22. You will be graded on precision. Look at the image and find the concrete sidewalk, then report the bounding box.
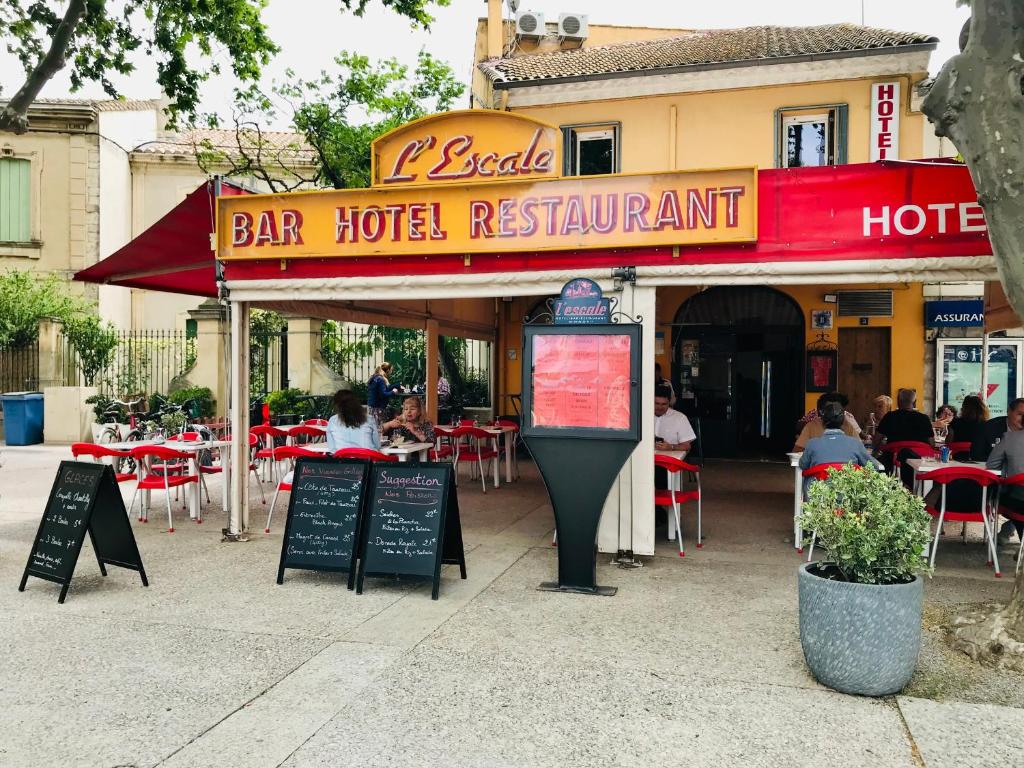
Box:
[1,445,1023,767]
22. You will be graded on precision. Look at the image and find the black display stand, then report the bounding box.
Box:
[522,317,642,596]
[276,457,370,590]
[357,463,466,600]
[19,461,148,603]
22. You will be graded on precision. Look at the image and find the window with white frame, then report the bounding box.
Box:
[563,125,618,176]
[777,106,847,169]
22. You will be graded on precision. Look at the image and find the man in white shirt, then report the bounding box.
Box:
[654,386,695,452]
[654,363,677,408]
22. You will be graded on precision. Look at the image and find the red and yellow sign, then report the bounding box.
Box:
[371,110,562,187]
[217,167,757,261]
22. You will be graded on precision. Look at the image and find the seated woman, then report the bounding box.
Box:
[799,403,873,495]
[382,395,436,445]
[948,395,989,461]
[326,389,380,453]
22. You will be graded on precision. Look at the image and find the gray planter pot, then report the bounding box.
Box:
[798,562,923,696]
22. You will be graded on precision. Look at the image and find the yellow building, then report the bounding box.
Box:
[471,4,953,456]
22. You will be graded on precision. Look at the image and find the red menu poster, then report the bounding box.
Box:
[532,334,632,430]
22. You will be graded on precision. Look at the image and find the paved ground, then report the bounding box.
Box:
[1,444,1023,767]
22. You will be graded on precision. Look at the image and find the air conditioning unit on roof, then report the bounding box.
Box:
[515,10,544,38]
[558,13,588,40]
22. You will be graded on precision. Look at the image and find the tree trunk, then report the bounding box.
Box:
[0,0,89,134]
[922,0,1024,652]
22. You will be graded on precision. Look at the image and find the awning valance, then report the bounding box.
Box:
[74,181,249,297]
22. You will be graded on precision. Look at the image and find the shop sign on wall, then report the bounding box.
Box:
[870,81,901,162]
[925,299,985,327]
[218,167,757,261]
[553,278,609,325]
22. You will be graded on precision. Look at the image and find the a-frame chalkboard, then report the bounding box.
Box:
[19,461,148,603]
[356,462,466,600]
[276,456,370,589]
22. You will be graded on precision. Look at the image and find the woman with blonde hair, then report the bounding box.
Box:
[367,361,398,431]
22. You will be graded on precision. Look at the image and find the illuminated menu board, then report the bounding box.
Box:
[531,333,633,431]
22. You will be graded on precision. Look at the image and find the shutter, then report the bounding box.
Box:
[0,157,31,242]
[837,290,893,317]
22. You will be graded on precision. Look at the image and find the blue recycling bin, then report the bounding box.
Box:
[1,391,44,445]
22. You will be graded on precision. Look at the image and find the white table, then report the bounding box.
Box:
[906,458,1000,497]
[302,441,432,462]
[103,438,233,520]
[481,425,517,485]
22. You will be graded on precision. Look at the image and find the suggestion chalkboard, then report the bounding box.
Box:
[19,461,148,603]
[356,463,466,600]
[276,456,370,589]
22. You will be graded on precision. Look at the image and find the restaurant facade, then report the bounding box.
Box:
[78,9,1003,557]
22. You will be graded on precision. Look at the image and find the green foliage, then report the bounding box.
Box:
[249,308,286,335]
[266,387,310,416]
[85,393,124,423]
[169,386,215,418]
[320,320,374,372]
[200,49,463,191]
[63,314,119,386]
[800,465,933,585]
[159,410,188,435]
[0,270,91,348]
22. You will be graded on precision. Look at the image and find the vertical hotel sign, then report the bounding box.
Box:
[217,110,758,261]
[870,82,901,161]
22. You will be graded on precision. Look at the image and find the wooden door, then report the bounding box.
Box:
[838,328,891,427]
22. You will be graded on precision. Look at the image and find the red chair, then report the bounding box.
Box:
[459,419,476,426]
[250,424,289,482]
[264,445,329,533]
[946,441,973,459]
[197,434,266,506]
[919,466,1001,577]
[876,441,937,477]
[71,442,138,483]
[801,463,862,560]
[128,445,200,531]
[997,474,1024,564]
[303,418,329,427]
[654,455,702,557]
[287,424,325,445]
[430,425,456,462]
[333,448,397,462]
[451,426,499,493]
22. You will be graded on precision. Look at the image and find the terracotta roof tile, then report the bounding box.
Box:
[133,128,314,162]
[480,24,938,84]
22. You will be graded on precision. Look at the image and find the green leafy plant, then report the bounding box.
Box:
[159,410,188,435]
[169,386,215,418]
[0,270,91,348]
[800,465,933,585]
[266,387,310,416]
[64,315,119,386]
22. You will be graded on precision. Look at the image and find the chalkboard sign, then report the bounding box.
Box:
[19,461,148,603]
[357,463,466,600]
[276,456,370,589]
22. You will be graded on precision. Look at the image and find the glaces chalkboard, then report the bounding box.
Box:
[19,461,148,603]
[276,457,370,589]
[357,463,466,600]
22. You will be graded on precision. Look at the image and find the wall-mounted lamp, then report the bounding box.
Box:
[611,266,636,291]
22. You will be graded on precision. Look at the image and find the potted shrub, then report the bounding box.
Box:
[266,387,309,426]
[798,465,932,696]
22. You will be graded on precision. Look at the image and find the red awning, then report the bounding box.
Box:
[75,181,249,297]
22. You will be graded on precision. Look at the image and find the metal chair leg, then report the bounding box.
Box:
[265,486,283,533]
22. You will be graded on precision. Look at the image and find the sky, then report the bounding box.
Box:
[0,0,970,128]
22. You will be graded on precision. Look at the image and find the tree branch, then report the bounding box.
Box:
[0,0,88,134]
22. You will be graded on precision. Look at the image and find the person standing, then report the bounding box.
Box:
[326,389,380,452]
[367,362,399,432]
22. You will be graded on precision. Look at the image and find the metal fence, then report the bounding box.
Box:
[318,323,491,405]
[59,329,194,396]
[250,331,288,397]
[0,340,39,393]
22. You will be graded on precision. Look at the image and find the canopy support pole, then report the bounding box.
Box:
[981,331,990,406]
[229,300,250,535]
[425,319,439,424]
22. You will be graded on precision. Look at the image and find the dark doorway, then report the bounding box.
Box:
[672,287,804,459]
[838,327,891,425]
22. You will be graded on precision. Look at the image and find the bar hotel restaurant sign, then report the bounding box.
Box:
[217,110,758,260]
